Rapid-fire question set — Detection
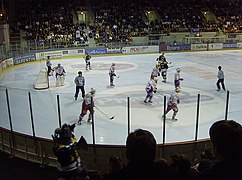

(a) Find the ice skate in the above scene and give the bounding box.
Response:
[171,117,178,121]
[148,100,152,103]
[78,115,83,124]
[87,120,92,124]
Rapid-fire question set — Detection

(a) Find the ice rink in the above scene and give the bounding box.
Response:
[0,50,242,145]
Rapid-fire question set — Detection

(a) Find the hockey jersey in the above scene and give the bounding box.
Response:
[83,92,95,106]
[74,76,85,86]
[146,79,156,93]
[168,92,180,105]
[55,66,65,75]
[109,66,116,76]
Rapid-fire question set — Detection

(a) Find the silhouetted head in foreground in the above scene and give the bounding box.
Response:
[126,129,156,163]
[209,120,242,162]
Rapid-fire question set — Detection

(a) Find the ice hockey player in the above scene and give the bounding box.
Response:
[150,64,160,84]
[74,71,85,100]
[78,88,96,124]
[54,63,66,86]
[162,88,180,121]
[144,76,157,103]
[157,53,169,83]
[85,52,92,70]
[46,56,53,76]
[109,63,117,87]
[174,68,183,91]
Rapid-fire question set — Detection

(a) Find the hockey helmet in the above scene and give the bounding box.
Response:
[112,63,115,66]
[176,68,180,72]
[78,71,82,75]
[90,88,96,94]
[58,63,61,66]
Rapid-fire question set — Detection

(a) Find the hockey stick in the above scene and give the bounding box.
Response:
[95,106,115,120]
[116,75,120,78]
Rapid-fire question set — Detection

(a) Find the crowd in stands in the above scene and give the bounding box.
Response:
[51,120,242,180]
[89,0,146,45]
[15,0,89,47]
[5,0,242,46]
[152,0,218,33]
[207,0,242,33]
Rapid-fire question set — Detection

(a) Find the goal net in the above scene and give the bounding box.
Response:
[34,68,49,90]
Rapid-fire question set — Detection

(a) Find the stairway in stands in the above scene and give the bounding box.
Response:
[9,25,21,52]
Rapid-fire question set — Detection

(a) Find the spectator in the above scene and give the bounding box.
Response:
[195,146,215,174]
[200,146,216,162]
[52,123,89,180]
[169,153,198,180]
[109,129,169,180]
[196,120,242,180]
[103,155,123,180]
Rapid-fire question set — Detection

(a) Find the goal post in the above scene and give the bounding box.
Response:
[34,68,49,90]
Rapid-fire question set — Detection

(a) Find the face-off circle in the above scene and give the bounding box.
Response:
[67,61,138,74]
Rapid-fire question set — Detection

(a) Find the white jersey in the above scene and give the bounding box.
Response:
[151,68,159,77]
[109,66,115,76]
[55,66,65,75]
[84,92,95,105]
[149,79,156,88]
[168,92,179,105]
[174,72,181,81]
[146,79,156,93]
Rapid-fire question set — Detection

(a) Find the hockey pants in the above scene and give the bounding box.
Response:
[79,104,94,122]
[56,75,65,86]
[144,94,153,102]
[110,75,115,86]
[75,86,85,99]
[165,104,178,119]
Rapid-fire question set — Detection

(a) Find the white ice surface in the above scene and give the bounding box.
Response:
[0,50,242,145]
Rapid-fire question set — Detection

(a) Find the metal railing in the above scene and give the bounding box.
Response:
[1,85,225,169]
